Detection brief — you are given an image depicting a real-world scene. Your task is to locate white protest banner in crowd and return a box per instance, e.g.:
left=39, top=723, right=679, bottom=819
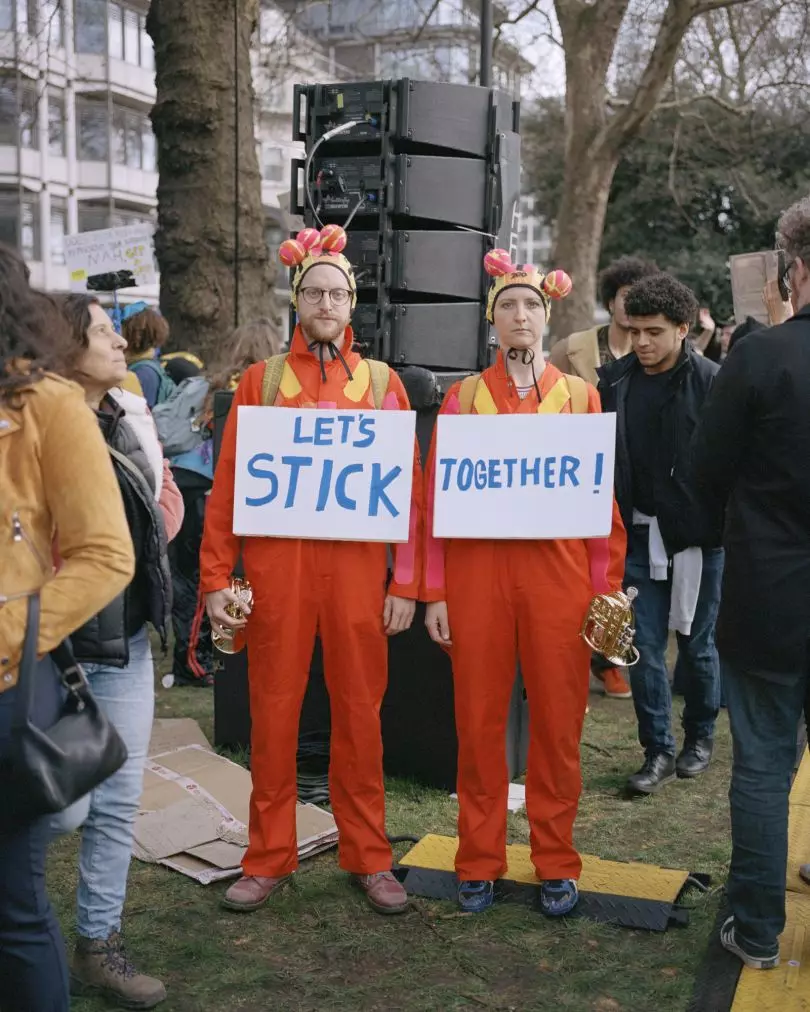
left=233, top=407, right=416, bottom=542
left=64, top=224, right=157, bottom=291
left=433, top=413, right=617, bottom=539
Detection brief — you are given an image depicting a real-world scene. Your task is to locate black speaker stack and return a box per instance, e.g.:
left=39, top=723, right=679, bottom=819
left=289, top=78, right=522, bottom=374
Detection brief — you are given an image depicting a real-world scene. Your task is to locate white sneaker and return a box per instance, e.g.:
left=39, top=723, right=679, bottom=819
left=720, top=915, right=780, bottom=970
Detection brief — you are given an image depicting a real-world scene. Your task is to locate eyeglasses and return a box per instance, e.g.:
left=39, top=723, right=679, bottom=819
left=299, top=286, right=352, bottom=307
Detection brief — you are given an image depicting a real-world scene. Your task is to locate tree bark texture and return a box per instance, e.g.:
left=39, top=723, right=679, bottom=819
left=548, top=0, right=731, bottom=341
left=147, top=0, right=271, bottom=361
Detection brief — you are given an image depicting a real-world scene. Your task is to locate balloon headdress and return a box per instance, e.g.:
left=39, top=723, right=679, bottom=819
left=278, top=225, right=357, bottom=311
left=484, top=249, right=572, bottom=323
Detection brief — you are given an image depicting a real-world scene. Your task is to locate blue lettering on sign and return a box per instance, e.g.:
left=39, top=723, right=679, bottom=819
left=438, top=458, right=458, bottom=492
left=315, top=459, right=334, bottom=512
left=281, top=456, right=312, bottom=508
left=335, top=463, right=363, bottom=511
left=560, top=455, right=580, bottom=486
left=292, top=416, right=313, bottom=444
left=245, top=454, right=278, bottom=506
left=520, top=457, right=541, bottom=486
left=354, top=415, right=376, bottom=448
left=434, top=455, right=589, bottom=493
left=314, top=416, right=333, bottom=445
left=474, top=459, right=487, bottom=490
left=488, top=459, right=502, bottom=488
left=457, top=459, right=474, bottom=492
left=544, top=456, right=557, bottom=488
left=368, top=463, right=401, bottom=517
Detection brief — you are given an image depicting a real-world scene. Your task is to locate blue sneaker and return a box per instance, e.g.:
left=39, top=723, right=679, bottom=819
left=540, top=878, right=579, bottom=916
left=458, top=880, right=494, bottom=913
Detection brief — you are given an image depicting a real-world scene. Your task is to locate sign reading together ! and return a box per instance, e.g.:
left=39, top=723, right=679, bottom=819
left=233, top=407, right=416, bottom=542
left=433, top=413, right=617, bottom=539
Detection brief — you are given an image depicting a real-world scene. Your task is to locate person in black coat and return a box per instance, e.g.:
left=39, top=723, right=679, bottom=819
left=691, top=196, right=810, bottom=972
left=598, top=274, right=723, bottom=797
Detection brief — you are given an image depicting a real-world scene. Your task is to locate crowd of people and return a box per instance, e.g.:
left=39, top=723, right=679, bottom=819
left=0, top=191, right=808, bottom=1010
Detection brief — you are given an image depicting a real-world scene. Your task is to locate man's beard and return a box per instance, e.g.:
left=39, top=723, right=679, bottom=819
left=301, top=317, right=344, bottom=345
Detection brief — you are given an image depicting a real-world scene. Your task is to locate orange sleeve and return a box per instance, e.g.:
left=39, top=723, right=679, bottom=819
left=419, top=381, right=464, bottom=603
left=586, top=383, right=626, bottom=593
left=384, top=368, right=422, bottom=600
left=199, top=363, right=264, bottom=594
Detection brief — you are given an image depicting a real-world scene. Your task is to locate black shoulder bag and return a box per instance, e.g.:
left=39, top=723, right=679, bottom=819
left=1, top=594, right=128, bottom=824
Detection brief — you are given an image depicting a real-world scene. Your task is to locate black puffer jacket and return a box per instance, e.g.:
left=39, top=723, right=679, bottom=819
left=70, top=396, right=172, bottom=667
left=597, top=344, right=722, bottom=555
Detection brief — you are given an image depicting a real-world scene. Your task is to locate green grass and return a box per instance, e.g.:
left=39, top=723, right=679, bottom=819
left=48, top=656, right=731, bottom=1012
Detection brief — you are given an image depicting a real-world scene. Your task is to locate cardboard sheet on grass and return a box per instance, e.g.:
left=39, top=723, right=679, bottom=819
left=135, top=719, right=338, bottom=884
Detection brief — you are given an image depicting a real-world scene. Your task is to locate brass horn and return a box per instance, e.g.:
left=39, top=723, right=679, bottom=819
left=211, top=577, right=253, bottom=655
left=581, top=587, right=640, bottom=667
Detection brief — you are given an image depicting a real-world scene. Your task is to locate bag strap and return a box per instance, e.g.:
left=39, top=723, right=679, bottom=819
left=261, top=354, right=288, bottom=406
left=564, top=374, right=589, bottom=414
left=458, top=373, right=480, bottom=414
left=367, top=359, right=390, bottom=410
left=11, top=594, right=40, bottom=730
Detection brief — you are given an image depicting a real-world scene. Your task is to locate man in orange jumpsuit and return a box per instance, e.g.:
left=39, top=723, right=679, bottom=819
left=423, top=251, right=626, bottom=915
left=200, top=226, right=421, bottom=915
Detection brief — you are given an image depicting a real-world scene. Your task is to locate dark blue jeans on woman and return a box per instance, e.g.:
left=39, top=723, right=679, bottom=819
left=0, top=657, right=69, bottom=1012
left=624, top=527, right=723, bottom=756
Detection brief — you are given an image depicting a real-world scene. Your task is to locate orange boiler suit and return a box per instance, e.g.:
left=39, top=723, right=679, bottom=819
left=422, top=355, right=626, bottom=883
left=200, top=325, right=422, bottom=878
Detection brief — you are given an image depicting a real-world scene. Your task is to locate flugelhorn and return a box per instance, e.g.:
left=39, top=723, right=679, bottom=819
left=212, top=577, right=253, bottom=655
left=581, top=587, right=640, bottom=667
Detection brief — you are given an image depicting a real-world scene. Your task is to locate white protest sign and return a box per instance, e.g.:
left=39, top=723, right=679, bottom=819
left=233, top=407, right=416, bottom=542
left=433, top=413, right=616, bottom=539
left=64, top=224, right=157, bottom=291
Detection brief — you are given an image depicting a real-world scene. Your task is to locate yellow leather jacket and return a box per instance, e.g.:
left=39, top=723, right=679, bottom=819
left=0, top=373, right=135, bottom=690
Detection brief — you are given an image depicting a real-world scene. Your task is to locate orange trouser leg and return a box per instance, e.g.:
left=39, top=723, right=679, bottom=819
left=447, top=545, right=518, bottom=882
left=515, top=562, right=591, bottom=881
left=318, top=542, right=392, bottom=875
left=242, top=547, right=318, bottom=877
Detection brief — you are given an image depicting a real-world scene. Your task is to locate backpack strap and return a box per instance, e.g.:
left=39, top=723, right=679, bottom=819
left=261, top=354, right=288, bottom=406
left=367, top=359, right=390, bottom=410
left=458, top=373, right=480, bottom=414
left=564, top=374, right=589, bottom=414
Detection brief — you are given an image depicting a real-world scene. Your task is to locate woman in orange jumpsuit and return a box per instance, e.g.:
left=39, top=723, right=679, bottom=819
left=200, top=227, right=421, bottom=916
left=423, top=251, right=626, bottom=915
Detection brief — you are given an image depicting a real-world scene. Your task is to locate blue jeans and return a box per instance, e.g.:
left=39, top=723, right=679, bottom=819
left=51, top=627, right=155, bottom=940
left=625, top=528, right=723, bottom=755
left=0, top=657, right=69, bottom=1012
left=723, top=659, right=809, bottom=956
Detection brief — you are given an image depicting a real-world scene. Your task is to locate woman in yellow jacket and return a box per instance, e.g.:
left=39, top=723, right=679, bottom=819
left=0, top=246, right=134, bottom=1012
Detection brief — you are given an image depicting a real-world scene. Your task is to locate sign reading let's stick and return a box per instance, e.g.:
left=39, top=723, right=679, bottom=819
left=433, top=413, right=617, bottom=539
left=233, top=407, right=416, bottom=542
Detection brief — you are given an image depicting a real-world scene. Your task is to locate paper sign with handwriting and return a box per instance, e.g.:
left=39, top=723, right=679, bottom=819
left=233, top=407, right=416, bottom=542
left=433, top=413, right=616, bottom=539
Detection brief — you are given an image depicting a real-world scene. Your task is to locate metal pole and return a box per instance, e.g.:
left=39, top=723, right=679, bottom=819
left=480, top=0, right=493, bottom=88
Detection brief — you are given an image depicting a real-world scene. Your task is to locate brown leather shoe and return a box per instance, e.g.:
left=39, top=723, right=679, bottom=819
left=221, top=874, right=292, bottom=912
left=352, top=871, right=409, bottom=915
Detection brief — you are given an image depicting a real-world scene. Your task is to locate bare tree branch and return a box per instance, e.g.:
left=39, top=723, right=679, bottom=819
left=411, top=0, right=443, bottom=43
left=609, top=91, right=750, bottom=113
left=694, top=0, right=757, bottom=14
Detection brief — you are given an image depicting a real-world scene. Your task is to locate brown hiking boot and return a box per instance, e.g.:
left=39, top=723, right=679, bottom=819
left=352, top=871, right=409, bottom=915
left=221, top=874, right=292, bottom=912
left=71, top=932, right=166, bottom=1009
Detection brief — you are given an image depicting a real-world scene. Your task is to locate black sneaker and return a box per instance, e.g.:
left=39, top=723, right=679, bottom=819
left=676, top=737, right=713, bottom=778
left=626, top=753, right=676, bottom=795
left=720, top=916, right=780, bottom=970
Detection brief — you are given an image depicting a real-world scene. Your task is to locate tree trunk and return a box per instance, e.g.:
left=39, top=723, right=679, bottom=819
left=549, top=149, right=619, bottom=341
left=147, top=0, right=271, bottom=361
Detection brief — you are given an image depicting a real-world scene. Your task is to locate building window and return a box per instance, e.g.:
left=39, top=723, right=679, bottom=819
left=112, top=105, right=152, bottom=169
left=0, top=78, right=14, bottom=145
left=76, top=98, right=109, bottom=160
left=43, top=0, right=63, bottom=46
left=19, top=80, right=38, bottom=149
left=48, top=90, right=65, bottom=156
left=111, top=208, right=152, bottom=228
left=262, top=144, right=285, bottom=183
left=123, top=7, right=139, bottom=64
left=50, top=198, right=67, bottom=264
left=21, top=194, right=39, bottom=261
left=78, top=202, right=110, bottom=232
left=108, top=2, right=123, bottom=59
left=139, top=14, right=154, bottom=71
left=4, top=0, right=37, bottom=35
left=75, top=0, right=106, bottom=54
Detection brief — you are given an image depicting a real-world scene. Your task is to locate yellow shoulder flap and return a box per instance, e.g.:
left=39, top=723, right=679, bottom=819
left=564, top=374, right=590, bottom=414
left=458, top=373, right=480, bottom=414
left=261, top=354, right=288, bottom=406
left=367, top=359, right=390, bottom=410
